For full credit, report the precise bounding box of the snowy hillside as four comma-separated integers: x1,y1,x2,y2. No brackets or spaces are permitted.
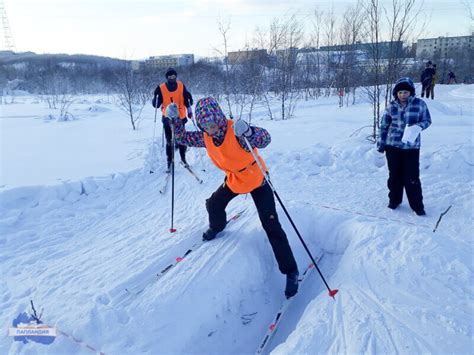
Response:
1,84,472,354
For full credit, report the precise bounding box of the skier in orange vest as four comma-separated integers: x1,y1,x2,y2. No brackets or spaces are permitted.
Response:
152,68,193,172
165,97,299,298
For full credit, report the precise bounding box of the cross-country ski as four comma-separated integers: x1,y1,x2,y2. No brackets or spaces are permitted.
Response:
159,172,171,194
180,161,203,184
255,258,322,355
120,209,247,298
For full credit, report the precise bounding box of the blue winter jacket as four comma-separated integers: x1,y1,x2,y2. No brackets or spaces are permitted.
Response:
378,77,432,150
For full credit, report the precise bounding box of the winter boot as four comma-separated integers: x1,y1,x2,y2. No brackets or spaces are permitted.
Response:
414,209,426,216
202,228,218,241
181,160,189,168
387,202,400,210
165,161,171,173
285,270,299,299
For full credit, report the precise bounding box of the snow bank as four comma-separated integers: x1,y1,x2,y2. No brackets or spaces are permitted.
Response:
0,84,472,354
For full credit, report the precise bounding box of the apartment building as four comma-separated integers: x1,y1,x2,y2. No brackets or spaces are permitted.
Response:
227,49,268,64
142,54,195,70
416,33,473,59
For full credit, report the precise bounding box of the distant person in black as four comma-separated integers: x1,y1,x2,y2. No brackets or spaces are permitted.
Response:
420,61,435,99
429,64,437,100
152,68,193,172
448,70,457,84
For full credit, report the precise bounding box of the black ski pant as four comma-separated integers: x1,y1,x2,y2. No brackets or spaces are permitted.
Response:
428,84,435,99
385,146,424,212
205,180,298,275
421,84,432,99
163,119,187,166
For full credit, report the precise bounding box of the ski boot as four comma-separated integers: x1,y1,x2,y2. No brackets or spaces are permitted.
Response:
285,270,299,299
202,228,218,241
387,201,400,210
414,209,426,216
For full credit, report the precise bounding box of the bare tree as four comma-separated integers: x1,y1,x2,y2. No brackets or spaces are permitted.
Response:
338,2,365,106
115,63,150,130
323,8,338,97
37,72,75,120
461,0,473,21
363,0,384,142
57,92,75,121
231,42,268,123
183,59,224,99
2,78,22,104
214,18,234,116
383,0,424,107
362,0,426,141
311,9,324,98
213,19,270,122
245,57,267,123
297,9,325,100
268,14,304,120
253,24,286,120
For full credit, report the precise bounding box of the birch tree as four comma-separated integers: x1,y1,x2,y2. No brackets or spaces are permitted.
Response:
115,64,150,130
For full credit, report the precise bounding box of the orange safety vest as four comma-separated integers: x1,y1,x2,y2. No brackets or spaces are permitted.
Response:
160,80,187,119
204,120,267,194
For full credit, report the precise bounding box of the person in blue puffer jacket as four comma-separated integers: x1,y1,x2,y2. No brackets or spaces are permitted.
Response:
377,77,432,216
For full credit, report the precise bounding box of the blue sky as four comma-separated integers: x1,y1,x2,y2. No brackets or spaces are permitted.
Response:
6,0,472,59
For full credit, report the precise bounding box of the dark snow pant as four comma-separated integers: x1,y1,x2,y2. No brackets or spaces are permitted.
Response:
428,84,435,99
385,146,424,212
421,84,432,99
163,120,187,166
205,180,298,275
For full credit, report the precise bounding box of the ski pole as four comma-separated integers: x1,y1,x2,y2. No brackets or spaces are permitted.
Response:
170,120,176,233
169,99,177,233
241,134,338,299
150,95,160,174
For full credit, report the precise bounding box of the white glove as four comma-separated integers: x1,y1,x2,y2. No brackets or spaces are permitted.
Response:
233,119,252,137
165,103,179,119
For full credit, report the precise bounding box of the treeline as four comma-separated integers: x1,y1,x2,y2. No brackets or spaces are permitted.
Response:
0,52,124,94
1,0,472,136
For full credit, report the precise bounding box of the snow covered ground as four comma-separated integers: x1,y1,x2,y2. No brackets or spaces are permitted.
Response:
0,84,472,354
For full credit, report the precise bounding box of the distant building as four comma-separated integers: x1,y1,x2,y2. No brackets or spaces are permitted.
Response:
416,33,474,59
227,49,268,64
298,48,368,63
297,47,318,54
142,54,194,70
275,47,299,59
319,41,404,59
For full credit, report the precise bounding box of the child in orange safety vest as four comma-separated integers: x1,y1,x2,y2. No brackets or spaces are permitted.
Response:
165,97,300,299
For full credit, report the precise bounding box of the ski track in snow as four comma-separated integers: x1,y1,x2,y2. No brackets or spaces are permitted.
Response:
1,85,473,354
